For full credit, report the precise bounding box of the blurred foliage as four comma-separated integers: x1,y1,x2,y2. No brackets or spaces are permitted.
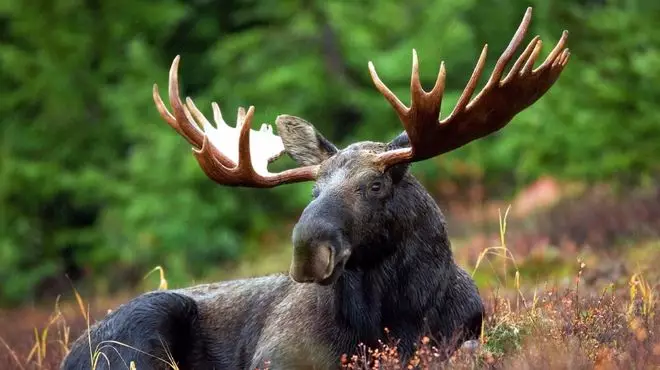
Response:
0,0,658,305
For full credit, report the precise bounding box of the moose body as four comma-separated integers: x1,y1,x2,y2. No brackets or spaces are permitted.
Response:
62,141,484,370
62,7,569,370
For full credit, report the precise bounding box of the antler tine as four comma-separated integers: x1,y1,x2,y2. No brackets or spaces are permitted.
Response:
152,85,178,130
538,31,569,71
430,61,447,103
368,61,408,121
521,40,543,75
559,49,571,66
212,102,225,129
410,49,423,104
448,44,488,117
237,107,247,128
237,106,257,174
167,56,205,147
153,83,199,147
486,7,533,86
503,36,541,83
185,97,213,131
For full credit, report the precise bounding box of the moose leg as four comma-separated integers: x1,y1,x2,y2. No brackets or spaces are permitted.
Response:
428,267,484,358
61,291,208,370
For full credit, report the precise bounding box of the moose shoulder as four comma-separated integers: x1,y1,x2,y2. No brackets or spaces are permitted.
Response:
61,7,569,370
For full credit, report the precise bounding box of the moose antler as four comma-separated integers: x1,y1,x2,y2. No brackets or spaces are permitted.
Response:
152,56,319,188
370,7,570,169
154,7,568,188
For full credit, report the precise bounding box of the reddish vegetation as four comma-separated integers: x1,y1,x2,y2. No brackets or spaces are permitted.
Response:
443,178,660,262
510,177,563,218
1,256,658,369
337,287,659,369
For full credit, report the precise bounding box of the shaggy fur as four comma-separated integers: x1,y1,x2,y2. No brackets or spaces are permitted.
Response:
61,117,484,370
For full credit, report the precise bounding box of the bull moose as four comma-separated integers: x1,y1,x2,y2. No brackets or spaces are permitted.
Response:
62,7,569,370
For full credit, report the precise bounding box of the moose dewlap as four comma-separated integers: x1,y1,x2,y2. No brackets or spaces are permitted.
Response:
61,7,569,370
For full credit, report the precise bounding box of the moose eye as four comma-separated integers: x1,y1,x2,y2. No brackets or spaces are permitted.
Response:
370,181,382,192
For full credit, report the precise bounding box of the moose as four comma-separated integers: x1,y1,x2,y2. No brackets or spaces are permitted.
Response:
62,7,569,370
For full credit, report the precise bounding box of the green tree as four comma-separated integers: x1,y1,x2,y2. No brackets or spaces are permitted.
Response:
0,0,657,305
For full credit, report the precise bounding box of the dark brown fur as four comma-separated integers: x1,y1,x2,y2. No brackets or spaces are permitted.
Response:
61,117,483,370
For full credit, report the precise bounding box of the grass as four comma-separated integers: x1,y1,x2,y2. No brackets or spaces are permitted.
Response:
338,209,660,369
1,209,659,369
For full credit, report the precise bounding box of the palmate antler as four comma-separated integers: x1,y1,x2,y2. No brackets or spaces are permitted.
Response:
153,7,569,187
370,7,570,169
152,56,319,188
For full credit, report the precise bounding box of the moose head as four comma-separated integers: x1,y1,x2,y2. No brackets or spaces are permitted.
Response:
153,8,569,287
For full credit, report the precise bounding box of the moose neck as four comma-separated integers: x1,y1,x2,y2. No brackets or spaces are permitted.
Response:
328,175,455,349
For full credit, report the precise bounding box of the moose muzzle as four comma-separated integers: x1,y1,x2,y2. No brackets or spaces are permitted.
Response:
289,195,351,285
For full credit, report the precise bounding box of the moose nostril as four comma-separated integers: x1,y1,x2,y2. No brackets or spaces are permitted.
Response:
289,242,336,283
317,245,335,280
306,243,334,281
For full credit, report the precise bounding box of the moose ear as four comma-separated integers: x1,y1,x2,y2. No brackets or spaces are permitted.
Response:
386,132,410,150
275,115,338,166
